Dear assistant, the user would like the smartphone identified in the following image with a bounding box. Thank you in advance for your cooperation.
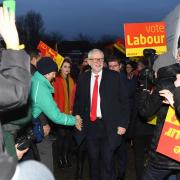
[3,0,16,13]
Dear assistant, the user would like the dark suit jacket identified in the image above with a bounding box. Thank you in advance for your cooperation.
[73,68,130,149]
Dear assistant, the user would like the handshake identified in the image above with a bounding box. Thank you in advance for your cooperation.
[75,115,83,131]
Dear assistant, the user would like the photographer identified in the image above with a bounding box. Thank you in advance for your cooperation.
[127,58,155,180]
[0,5,54,180]
[0,4,30,179]
[138,62,180,180]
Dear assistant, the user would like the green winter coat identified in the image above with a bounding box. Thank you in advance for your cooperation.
[31,72,76,126]
[2,104,32,159]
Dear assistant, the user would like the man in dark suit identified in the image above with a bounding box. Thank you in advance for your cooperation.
[73,49,130,180]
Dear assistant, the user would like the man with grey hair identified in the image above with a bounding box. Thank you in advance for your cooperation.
[73,49,130,180]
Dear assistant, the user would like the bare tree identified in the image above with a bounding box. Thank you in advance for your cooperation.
[16,16,27,45]
[41,31,64,51]
[74,33,94,43]
[98,34,118,44]
[17,10,45,51]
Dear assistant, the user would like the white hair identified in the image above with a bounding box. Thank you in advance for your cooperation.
[88,49,104,59]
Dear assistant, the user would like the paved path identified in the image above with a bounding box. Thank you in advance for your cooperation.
[54,144,136,180]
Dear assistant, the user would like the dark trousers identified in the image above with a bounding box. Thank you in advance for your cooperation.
[142,163,174,180]
[133,135,152,180]
[76,140,87,179]
[56,125,74,161]
[87,137,114,180]
[114,138,127,179]
[87,119,114,180]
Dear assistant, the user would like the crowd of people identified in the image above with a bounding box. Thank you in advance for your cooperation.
[0,3,179,180]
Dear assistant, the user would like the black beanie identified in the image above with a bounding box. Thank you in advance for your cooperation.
[157,63,180,80]
[37,57,58,75]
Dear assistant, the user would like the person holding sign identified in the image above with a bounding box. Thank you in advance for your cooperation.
[138,62,180,180]
[159,74,180,180]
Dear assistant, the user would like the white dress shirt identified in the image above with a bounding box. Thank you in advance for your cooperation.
[90,70,102,118]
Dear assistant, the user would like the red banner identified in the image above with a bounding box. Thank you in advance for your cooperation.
[156,106,180,162]
[37,41,58,59]
[114,38,125,54]
[37,41,64,69]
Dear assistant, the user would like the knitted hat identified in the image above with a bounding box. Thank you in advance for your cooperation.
[157,63,180,80]
[37,57,58,75]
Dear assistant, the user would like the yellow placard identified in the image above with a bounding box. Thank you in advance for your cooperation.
[156,106,180,162]
[126,46,167,57]
[165,106,180,126]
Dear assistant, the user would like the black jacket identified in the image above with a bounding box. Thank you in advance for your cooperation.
[128,86,155,138]
[73,68,130,149]
[174,86,180,118]
[0,49,30,180]
[138,64,180,170]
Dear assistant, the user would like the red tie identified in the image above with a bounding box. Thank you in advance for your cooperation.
[90,75,99,121]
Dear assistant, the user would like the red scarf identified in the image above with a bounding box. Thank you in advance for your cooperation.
[53,75,76,114]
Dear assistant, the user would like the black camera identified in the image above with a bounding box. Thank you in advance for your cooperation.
[16,113,47,151]
[16,119,44,151]
[139,49,157,90]
[139,67,155,90]
[16,129,36,151]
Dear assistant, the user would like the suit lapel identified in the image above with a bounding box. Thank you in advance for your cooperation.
[85,71,91,111]
[99,69,107,97]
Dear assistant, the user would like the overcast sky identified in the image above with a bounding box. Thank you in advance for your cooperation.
[16,0,180,40]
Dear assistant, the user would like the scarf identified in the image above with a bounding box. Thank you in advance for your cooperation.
[53,74,76,114]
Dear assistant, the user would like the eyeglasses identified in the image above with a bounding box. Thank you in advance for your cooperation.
[89,58,104,62]
[126,66,133,69]
[109,65,120,68]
